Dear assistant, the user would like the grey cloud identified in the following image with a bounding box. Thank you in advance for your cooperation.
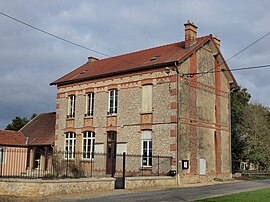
[1,0,270,128]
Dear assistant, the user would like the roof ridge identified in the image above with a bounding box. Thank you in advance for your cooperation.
[20,112,56,133]
[51,35,212,86]
[38,111,56,115]
[176,35,212,62]
[19,113,41,133]
[107,41,183,61]
[50,40,184,85]
[97,35,210,62]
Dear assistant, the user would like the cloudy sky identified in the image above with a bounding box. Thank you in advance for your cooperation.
[0,0,270,129]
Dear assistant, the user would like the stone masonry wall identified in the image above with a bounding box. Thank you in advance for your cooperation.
[0,178,114,197]
[179,44,231,180]
[54,43,232,179]
[54,68,178,172]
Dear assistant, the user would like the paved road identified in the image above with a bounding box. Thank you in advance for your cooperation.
[59,179,270,202]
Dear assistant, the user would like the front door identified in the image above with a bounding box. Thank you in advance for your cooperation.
[106,131,117,175]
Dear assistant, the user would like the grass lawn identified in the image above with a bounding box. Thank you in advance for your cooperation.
[236,175,270,181]
[196,188,270,202]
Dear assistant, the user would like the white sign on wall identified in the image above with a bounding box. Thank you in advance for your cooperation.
[95,144,104,153]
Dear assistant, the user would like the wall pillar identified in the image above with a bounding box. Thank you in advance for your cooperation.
[189,53,198,174]
[29,148,35,170]
[215,58,222,173]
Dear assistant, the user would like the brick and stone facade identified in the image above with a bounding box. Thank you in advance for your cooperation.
[55,68,177,171]
[51,21,236,182]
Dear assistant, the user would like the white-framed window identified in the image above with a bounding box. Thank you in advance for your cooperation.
[141,130,152,167]
[82,131,95,160]
[65,132,76,159]
[108,89,118,115]
[67,95,76,118]
[0,148,5,164]
[85,92,94,117]
[142,84,153,113]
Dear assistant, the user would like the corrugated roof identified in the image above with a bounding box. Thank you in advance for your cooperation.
[20,112,56,146]
[0,130,26,146]
[51,35,212,86]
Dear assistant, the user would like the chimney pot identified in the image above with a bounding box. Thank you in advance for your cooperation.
[88,56,99,63]
[184,20,198,48]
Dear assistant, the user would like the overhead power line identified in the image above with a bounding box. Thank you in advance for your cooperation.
[0,11,142,66]
[218,64,270,73]
[1,10,270,77]
[0,11,110,57]
[226,32,270,63]
[186,30,270,78]
[181,64,270,77]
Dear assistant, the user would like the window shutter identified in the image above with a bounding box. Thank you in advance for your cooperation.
[142,85,153,112]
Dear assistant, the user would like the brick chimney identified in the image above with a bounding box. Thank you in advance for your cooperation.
[184,20,197,48]
[213,36,220,49]
[87,56,99,63]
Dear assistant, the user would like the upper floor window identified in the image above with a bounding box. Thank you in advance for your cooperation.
[82,131,95,160]
[85,92,94,117]
[108,89,118,115]
[65,132,76,159]
[141,130,152,167]
[142,84,153,113]
[67,95,76,118]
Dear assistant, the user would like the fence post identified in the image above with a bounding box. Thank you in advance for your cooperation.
[66,151,68,178]
[52,151,54,177]
[122,152,126,189]
[142,155,144,177]
[0,148,3,177]
[158,155,160,176]
[90,151,93,177]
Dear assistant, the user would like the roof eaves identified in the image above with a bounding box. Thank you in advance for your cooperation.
[52,61,177,86]
[50,62,88,86]
[28,143,53,146]
[0,144,28,147]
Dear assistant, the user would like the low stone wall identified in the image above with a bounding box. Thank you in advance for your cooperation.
[125,176,177,189]
[0,178,115,197]
[178,173,232,184]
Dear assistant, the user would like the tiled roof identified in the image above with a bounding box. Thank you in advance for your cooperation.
[20,112,56,146]
[0,130,26,146]
[51,35,212,86]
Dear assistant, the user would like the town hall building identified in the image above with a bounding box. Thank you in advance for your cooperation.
[50,21,236,183]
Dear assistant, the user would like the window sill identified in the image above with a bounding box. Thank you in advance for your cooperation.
[66,116,75,120]
[84,115,93,118]
[140,112,153,115]
[139,166,152,170]
[107,114,117,117]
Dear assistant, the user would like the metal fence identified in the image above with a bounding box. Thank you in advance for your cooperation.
[0,149,173,179]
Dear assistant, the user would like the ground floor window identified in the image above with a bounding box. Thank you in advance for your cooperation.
[141,130,152,167]
[82,131,95,160]
[65,132,76,159]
